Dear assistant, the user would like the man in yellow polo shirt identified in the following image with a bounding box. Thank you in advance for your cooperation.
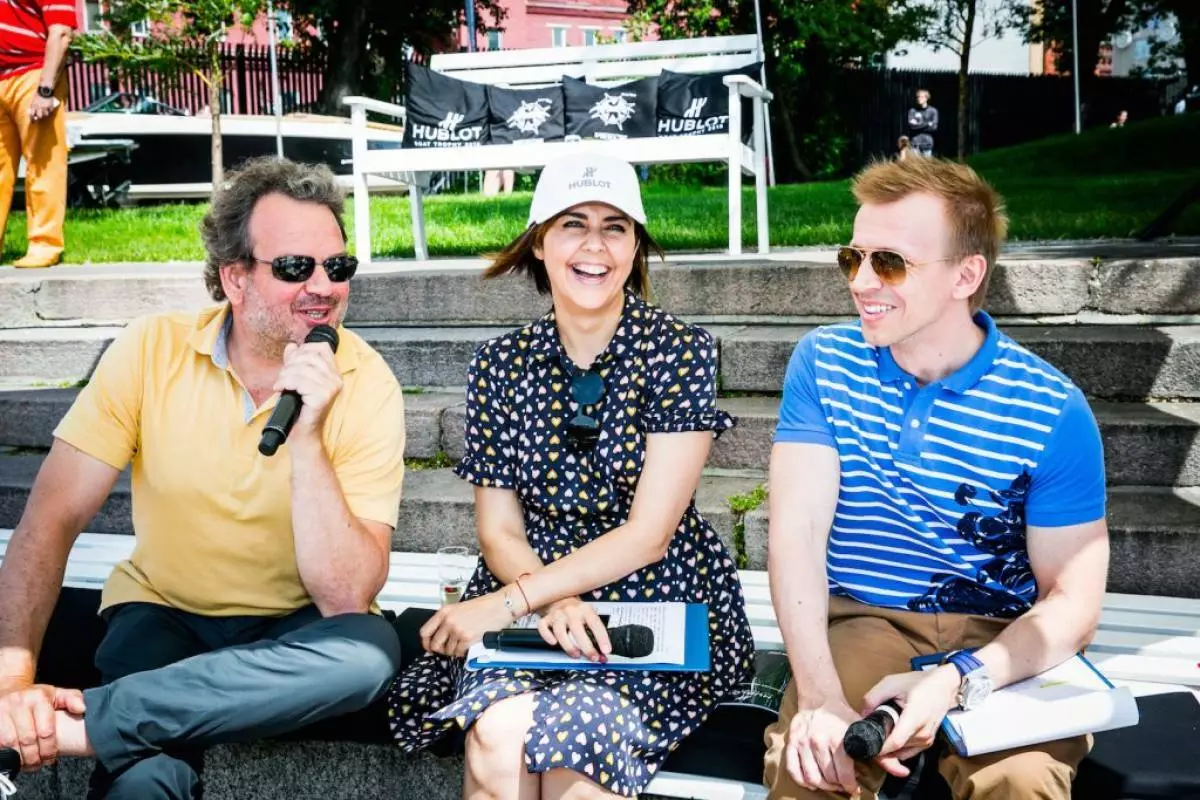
[0,158,407,799]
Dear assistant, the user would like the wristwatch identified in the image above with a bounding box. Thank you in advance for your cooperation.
[943,649,993,711]
[36,85,53,99]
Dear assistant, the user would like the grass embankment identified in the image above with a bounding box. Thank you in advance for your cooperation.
[3,113,1197,264]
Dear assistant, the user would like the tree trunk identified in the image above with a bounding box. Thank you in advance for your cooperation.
[317,1,370,115]
[957,0,977,161]
[209,44,224,190]
[1168,0,1200,89]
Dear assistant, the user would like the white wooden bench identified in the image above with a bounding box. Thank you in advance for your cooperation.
[4,530,1199,800]
[342,35,773,263]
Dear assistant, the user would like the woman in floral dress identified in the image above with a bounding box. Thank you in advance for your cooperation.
[387,153,754,799]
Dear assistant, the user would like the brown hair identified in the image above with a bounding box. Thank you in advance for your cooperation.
[851,157,1008,312]
[483,216,664,298]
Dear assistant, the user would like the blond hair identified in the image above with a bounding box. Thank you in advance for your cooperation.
[483,217,663,298]
[852,158,1008,312]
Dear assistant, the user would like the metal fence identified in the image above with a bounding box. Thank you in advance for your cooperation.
[66,43,328,115]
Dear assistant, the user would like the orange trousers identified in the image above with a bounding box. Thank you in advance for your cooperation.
[763,596,1090,800]
[0,68,68,261]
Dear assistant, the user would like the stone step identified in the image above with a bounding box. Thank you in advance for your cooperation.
[5,386,1196,486]
[0,455,1196,598]
[2,255,1199,329]
[4,322,1199,402]
[719,324,1200,400]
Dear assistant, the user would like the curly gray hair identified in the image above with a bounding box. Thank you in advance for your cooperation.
[200,157,348,301]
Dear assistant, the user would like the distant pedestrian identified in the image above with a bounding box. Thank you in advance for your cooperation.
[896,135,912,161]
[1110,109,1128,128]
[906,89,938,157]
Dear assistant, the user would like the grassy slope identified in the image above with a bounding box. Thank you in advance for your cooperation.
[3,114,1197,263]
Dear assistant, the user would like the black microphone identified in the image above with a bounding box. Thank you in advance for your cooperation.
[844,701,902,761]
[0,746,17,778]
[258,324,340,457]
[482,624,654,658]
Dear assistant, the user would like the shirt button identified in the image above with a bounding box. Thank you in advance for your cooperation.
[910,419,920,428]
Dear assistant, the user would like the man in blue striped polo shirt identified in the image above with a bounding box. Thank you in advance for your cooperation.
[763,158,1108,800]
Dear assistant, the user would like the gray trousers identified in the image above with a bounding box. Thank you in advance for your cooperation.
[83,602,403,800]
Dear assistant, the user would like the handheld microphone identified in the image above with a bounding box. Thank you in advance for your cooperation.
[0,745,17,777]
[482,624,654,659]
[843,701,902,761]
[258,324,339,457]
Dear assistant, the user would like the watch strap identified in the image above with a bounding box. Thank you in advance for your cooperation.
[944,649,984,677]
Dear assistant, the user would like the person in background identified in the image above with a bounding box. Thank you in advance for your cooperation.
[763,157,1108,800]
[387,152,754,799]
[1110,110,1128,128]
[906,89,938,157]
[896,136,912,161]
[0,158,406,799]
[483,168,516,196]
[0,0,75,268]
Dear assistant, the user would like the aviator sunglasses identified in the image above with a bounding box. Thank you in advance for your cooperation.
[251,254,359,283]
[837,245,952,286]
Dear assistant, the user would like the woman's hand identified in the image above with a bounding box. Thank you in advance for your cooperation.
[420,592,512,658]
[536,597,612,663]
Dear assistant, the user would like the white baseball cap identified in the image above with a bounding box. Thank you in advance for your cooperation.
[527,152,647,227]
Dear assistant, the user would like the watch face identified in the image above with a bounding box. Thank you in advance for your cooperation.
[37,86,53,98]
[960,673,993,710]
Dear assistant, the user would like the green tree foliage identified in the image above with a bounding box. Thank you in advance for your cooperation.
[625,0,933,179]
[279,0,505,115]
[74,0,267,187]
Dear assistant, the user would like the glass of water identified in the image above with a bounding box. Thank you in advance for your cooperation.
[437,546,474,605]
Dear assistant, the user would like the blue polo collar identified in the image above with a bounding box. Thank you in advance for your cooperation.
[877,310,999,393]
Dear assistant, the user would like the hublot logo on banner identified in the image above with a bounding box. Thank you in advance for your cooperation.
[411,110,485,147]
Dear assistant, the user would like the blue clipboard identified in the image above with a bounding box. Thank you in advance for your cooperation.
[466,603,711,672]
[910,649,1112,756]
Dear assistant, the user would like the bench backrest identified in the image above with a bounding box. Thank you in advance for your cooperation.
[428,34,763,89]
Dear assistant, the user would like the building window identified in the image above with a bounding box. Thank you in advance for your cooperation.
[550,26,568,47]
[1133,39,1151,62]
[129,18,149,37]
[487,29,502,50]
[583,28,601,46]
[610,28,627,44]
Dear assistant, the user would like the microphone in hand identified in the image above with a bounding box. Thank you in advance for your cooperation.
[482,624,654,659]
[258,324,340,457]
[843,701,902,761]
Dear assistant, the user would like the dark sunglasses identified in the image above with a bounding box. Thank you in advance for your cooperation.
[251,254,359,283]
[566,369,605,451]
[837,245,952,286]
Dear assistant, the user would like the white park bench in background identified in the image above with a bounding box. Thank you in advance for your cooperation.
[342,35,773,263]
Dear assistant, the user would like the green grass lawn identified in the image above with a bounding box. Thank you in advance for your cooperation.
[3,114,1198,264]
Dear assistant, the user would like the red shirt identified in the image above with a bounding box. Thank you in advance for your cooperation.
[0,0,78,81]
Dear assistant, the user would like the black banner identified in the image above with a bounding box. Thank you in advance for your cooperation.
[656,64,762,143]
[487,84,566,145]
[563,75,658,141]
[402,62,489,149]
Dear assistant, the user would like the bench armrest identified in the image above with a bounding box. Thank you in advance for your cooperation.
[722,74,773,102]
[342,96,408,122]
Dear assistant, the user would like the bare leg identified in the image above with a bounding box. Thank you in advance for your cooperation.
[540,768,624,800]
[464,693,540,800]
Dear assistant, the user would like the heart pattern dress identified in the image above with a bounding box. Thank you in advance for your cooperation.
[385,291,754,797]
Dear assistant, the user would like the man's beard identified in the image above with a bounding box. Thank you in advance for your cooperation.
[242,285,341,360]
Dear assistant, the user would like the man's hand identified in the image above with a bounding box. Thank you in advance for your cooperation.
[0,683,85,772]
[782,697,860,795]
[420,592,512,659]
[28,94,58,122]
[275,339,343,441]
[862,665,960,778]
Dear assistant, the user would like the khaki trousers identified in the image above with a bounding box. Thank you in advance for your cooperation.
[0,67,68,261]
[763,596,1090,800]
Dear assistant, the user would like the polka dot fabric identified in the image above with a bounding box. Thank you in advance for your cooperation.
[386,291,754,796]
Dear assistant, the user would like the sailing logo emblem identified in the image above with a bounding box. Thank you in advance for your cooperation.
[438,111,465,131]
[683,97,708,118]
[505,98,554,135]
[588,92,637,129]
